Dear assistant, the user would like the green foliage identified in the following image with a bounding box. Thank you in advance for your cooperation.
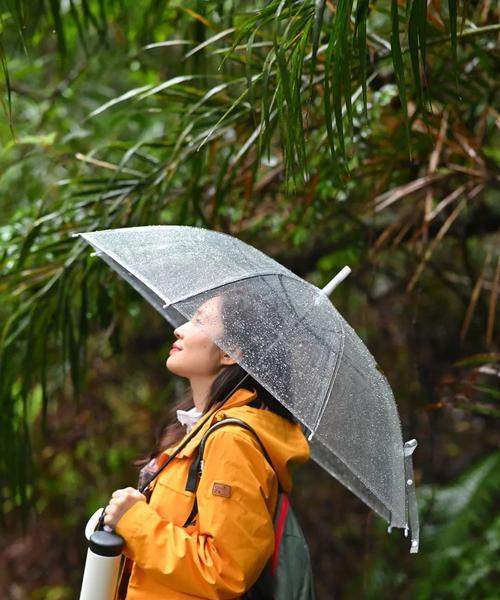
[415,452,500,599]
[1,0,498,524]
[357,452,500,600]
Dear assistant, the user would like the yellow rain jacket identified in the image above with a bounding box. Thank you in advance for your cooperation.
[115,388,310,600]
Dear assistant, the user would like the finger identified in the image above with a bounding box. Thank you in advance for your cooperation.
[121,488,144,501]
[110,493,134,505]
[103,506,118,526]
[111,487,138,500]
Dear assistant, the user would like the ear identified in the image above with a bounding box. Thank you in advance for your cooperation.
[220,350,237,366]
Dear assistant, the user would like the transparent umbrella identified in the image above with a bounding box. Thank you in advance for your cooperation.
[75,225,419,552]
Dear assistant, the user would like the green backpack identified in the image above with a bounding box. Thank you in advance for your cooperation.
[184,417,315,600]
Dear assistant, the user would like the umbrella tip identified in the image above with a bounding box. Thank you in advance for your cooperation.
[404,439,418,456]
[321,266,351,297]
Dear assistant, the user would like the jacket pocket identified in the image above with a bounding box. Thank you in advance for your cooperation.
[150,478,196,526]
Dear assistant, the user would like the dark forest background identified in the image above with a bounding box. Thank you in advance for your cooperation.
[0,1,498,598]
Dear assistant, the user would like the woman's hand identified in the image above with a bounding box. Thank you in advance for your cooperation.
[103,487,147,530]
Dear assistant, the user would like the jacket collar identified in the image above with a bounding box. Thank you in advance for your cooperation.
[163,388,257,459]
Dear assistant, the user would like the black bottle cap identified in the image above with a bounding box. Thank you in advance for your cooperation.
[88,530,125,557]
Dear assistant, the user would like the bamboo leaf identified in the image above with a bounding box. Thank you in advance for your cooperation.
[16,223,42,269]
[186,77,251,118]
[354,0,370,116]
[407,0,428,107]
[391,0,411,154]
[196,87,249,150]
[2,0,26,45]
[88,85,153,118]
[418,0,428,77]
[471,385,500,401]
[260,49,276,159]
[48,0,67,64]
[246,29,258,119]
[97,0,108,39]
[0,31,13,133]
[273,3,294,176]
[290,20,312,178]
[454,354,500,368]
[323,30,337,159]
[329,0,352,155]
[81,0,103,33]
[184,28,236,60]
[310,0,326,86]
[139,75,207,99]
[448,0,458,74]
[143,40,195,50]
[69,0,89,54]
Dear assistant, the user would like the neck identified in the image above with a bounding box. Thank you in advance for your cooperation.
[189,374,218,411]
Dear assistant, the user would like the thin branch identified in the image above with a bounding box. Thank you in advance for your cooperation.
[461,251,491,340]
[486,256,500,346]
[407,197,467,292]
[75,153,144,177]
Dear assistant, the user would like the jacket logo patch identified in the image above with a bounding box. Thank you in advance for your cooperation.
[212,483,232,498]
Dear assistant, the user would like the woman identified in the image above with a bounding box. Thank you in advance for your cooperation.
[103,295,310,599]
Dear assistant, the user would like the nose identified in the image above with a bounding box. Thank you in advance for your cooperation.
[173,322,187,338]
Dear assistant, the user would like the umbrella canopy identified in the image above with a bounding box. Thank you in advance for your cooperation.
[75,225,419,552]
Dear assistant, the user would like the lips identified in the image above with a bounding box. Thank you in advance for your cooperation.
[169,344,182,354]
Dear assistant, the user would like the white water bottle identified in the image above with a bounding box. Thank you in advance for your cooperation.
[79,509,125,600]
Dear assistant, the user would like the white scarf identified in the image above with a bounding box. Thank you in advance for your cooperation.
[176,406,202,433]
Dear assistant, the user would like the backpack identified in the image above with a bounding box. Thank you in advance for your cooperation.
[183,417,315,600]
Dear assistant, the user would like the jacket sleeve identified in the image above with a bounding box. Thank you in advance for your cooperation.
[115,429,277,599]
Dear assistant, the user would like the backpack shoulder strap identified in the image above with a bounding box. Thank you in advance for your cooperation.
[183,417,279,527]
[185,417,276,491]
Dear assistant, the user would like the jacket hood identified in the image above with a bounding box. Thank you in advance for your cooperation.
[223,402,310,492]
[167,388,309,493]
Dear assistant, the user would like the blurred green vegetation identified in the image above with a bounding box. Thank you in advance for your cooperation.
[0,1,499,598]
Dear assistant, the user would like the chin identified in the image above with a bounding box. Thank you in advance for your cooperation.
[166,355,186,377]
[166,355,177,372]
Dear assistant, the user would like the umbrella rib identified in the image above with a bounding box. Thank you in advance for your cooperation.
[308,318,345,438]
[163,271,306,308]
[274,275,337,346]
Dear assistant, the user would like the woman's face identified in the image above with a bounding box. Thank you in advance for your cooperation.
[166,296,234,379]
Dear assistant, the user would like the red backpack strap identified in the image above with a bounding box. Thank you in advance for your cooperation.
[271,493,290,577]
